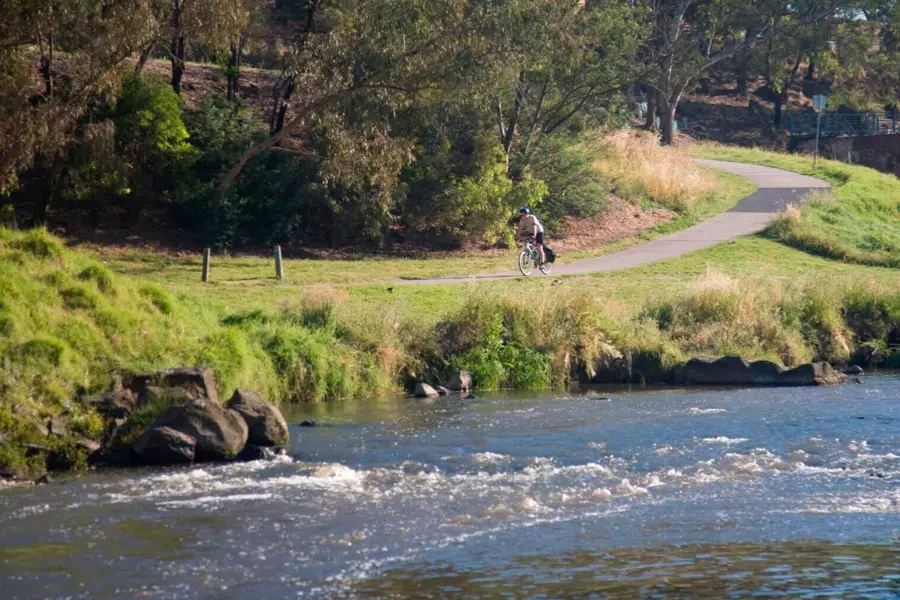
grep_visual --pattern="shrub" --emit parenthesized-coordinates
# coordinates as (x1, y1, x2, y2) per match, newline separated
(112, 73, 197, 172)
(519, 134, 609, 229)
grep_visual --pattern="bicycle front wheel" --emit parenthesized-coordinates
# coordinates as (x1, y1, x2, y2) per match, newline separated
(518, 251, 533, 276)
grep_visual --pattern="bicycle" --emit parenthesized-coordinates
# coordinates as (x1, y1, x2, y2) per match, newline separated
(518, 237, 552, 276)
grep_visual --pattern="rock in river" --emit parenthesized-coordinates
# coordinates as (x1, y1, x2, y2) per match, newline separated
(225, 390, 289, 447)
(445, 371, 472, 393)
(415, 383, 440, 398)
(133, 398, 248, 465)
(676, 355, 847, 387)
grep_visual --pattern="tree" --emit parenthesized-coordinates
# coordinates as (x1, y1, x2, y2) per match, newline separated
(640, 0, 847, 144)
(216, 0, 579, 202)
(0, 0, 154, 220)
(492, 0, 645, 168)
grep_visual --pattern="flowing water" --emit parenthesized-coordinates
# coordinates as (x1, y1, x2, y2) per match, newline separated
(2, 378, 900, 598)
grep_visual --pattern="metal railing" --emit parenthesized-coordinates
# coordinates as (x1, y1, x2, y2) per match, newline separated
(788, 111, 900, 138)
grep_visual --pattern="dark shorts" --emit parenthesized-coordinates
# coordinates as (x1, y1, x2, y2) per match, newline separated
(535, 232, 544, 245)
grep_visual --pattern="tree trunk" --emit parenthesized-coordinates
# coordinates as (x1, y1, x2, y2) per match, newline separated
(39, 33, 54, 98)
(135, 41, 155, 75)
(502, 73, 526, 157)
(660, 104, 676, 145)
(806, 58, 815, 81)
(170, 0, 185, 95)
(171, 35, 185, 94)
(773, 97, 783, 128)
(735, 28, 752, 96)
(226, 40, 241, 102)
(270, 77, 294, 135)
(32, 155, 66, 225)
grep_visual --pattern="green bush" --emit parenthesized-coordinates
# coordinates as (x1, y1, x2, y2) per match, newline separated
(519, 134, 609, 229)
(113, 73, 197, 172)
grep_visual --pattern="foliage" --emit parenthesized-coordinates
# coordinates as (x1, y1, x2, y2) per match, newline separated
(112, 73, 198, 173)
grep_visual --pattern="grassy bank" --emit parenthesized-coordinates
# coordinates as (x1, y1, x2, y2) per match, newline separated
(4, 226, 900, 477)
(690, 145, 900, 268)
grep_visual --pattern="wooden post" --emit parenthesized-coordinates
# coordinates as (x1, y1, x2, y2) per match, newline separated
(202, 248, 210, 282)
(274, 245, 283, 280)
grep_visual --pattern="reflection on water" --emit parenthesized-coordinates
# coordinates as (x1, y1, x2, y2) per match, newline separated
(357, 542, 900, 598)
(1, 378, 899, 598)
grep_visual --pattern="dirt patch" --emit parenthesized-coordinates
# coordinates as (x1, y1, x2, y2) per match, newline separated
(552, 195, 675, 253)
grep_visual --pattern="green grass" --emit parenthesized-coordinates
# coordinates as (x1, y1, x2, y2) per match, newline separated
(83, 166, 754, 288)
(5, 143, 900, 477)
(691, 145, 900, 268)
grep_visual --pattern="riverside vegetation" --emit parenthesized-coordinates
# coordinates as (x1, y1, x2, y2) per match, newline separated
(3, 149, 900, 477)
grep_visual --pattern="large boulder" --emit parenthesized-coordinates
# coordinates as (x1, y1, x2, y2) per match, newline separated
(125, 367, 219, 405)
(779, 362, 847, 386)
(444, 371, 472, 393)
(676, 355, 847, 387)
(133, 399, 248, 464)
(133, 426, 196, 465)
(225, 390, 289, 447)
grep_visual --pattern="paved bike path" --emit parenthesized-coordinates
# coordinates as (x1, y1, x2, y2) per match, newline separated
(398, 160, 829, 285)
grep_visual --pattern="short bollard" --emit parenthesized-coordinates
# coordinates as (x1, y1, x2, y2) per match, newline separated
(202, 248, 210, 282)
(274, 245, 284, 281)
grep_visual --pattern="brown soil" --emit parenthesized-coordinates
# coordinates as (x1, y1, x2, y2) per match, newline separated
(552, 195, 675, 252)
(142, 60, 284, 121)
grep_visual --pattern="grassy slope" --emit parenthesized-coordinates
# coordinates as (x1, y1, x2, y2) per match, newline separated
(691, 145, 900, 268)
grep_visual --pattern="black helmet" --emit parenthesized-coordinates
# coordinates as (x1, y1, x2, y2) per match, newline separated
(519, 207, 531, 214)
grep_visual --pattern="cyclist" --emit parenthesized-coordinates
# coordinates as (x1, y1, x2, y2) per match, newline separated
(517, 207, 546, 265)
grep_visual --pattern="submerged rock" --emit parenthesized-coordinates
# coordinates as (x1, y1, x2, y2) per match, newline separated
(445, 371, 472, 393)
(844, 365, 864, 376)
(133, 399, 248, 465)
(676, 355, 847, 387)
(414, 383, 440, 398)
(779, 362, 847, 386)
(299, 420, 317, 427)
(436, 386, 451, 396)
(225, 390, 289, 447)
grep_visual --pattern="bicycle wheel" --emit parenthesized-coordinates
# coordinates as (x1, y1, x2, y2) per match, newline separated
(518, 251, 533, 276)
(540, 259, 553, 275)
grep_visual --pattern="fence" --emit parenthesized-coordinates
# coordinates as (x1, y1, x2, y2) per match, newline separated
(788, 111, 900, 138)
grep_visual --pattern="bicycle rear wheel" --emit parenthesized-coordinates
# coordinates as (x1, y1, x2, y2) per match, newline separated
(539, 260, 553, 275)
(518, 251, 533, 276)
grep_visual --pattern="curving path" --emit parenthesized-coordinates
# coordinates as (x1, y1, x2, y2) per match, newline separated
(400, 160, 829, 285)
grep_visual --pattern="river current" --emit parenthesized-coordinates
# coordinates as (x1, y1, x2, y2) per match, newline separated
(2, 378, 899, 598)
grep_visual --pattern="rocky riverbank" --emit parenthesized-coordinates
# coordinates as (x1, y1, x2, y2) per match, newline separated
(1, 367, 290, 484)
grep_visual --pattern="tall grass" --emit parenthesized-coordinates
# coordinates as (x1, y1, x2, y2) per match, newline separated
(593, 131, 717, 213)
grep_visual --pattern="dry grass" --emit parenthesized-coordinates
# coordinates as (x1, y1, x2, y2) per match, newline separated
(594, 130, 718, 213)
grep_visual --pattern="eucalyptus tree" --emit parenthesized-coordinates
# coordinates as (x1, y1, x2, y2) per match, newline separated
(640, 0, 850, 144)
(0, 0, 155, 219)
(215, 0, 596, 201)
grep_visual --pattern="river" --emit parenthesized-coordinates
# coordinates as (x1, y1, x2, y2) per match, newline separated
(2, 378, 899, 598)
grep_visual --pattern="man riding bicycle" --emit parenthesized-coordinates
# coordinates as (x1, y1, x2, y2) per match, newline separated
(517, 207, 546, 264)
